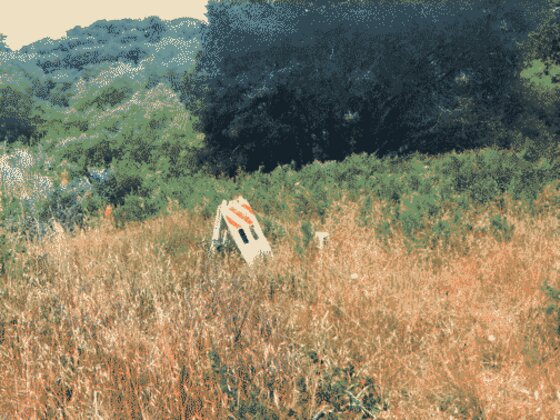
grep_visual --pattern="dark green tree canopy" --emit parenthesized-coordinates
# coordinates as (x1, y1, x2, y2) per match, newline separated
(0, 33, 9, 51)
(188, 0, 549, 173)
(19, 17, 201, 74)
(527, 2, 560, 67)
(0, 86, 38, 143)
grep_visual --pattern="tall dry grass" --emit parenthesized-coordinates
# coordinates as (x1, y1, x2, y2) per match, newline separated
(0, 202, 559, 418)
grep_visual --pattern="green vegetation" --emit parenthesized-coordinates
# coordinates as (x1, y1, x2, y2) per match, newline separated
(2, 145, 558, 250)
(522, 60, 560, 91)
(187, 0, 554, 172)
(0, 5, 557, 274)
(0, 4, 557, 243)
(0, 4, 559, 416)
(0, 86, 41, 143)
(0, 34, 8, 52)
(544, 282, 560, 335)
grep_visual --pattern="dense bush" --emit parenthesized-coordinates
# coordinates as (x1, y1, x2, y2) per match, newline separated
(20, 17, 201, 75)
(79, 148, 560, 243)
(0, 5, 557, 240)
(29, 82, 203, 223)
(188, 0, 549, 172)
(0, 86, 41, 143)
(205, 349, 387, 418)
(526, 1, 560, 68)
(1, 17, 201, 113)
(0, 34, 9, 52)
(544, 282, 560, 336)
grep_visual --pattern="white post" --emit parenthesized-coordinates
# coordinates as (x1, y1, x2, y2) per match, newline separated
(210, 200, 227, 251)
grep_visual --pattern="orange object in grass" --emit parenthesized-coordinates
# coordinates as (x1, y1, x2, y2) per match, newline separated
(104, 205, 112, 219)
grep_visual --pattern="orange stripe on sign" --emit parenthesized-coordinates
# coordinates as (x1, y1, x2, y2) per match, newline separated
(229, 208, 253, 225)
(225, 216, 241, 229)
(241, 204, 254, 214)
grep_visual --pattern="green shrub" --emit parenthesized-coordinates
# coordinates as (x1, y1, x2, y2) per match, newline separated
(113, 194, 165, 224)
(543, 282, 560, 335)
(310, 357, 387, 418)
(489, 214, 515, 242)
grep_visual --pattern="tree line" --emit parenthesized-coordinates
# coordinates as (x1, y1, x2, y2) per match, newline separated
(185, 0, 559, 173)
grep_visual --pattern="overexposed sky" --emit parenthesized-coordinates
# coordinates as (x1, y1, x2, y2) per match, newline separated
(1, 0, 208, 50)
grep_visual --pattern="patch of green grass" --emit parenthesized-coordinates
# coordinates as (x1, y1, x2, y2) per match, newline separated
(521, 60, 560, 92)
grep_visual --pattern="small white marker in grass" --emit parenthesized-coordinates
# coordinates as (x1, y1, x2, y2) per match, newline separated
(314, 231, 329, 250)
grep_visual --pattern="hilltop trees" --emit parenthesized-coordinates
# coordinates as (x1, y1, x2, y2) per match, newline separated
(527, 1, 560, 67)
(20, 17, 201, 75)
(187, 0, 549, 172)
(521, 2, 560, 148)
(0, 34, 9, 51)
(0, 86, 40, 144)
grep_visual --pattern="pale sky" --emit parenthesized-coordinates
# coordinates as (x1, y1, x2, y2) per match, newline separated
(1, 0, 208, 50)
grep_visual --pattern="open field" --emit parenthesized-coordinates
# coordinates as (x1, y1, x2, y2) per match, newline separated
(1, 200, 559, 418)
(1, 2, 560, 417)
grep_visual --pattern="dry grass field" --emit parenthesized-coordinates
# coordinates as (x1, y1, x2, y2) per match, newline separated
(0, 200, 559, 418)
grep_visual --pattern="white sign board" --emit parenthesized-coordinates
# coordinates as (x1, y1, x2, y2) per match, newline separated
(211, 196, 272, 265)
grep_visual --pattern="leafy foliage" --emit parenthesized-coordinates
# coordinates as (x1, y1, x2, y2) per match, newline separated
(205, 349, 387, 418)
(20, 17, 201, 75)
(52, 147, 560, 242)
(543, 282, 560, 336)
(0, 17, 201, 111)
(526, 1, 560, 68)
(188, 0, 550, 172)
(0, 86, 41, 143)
(0, 34, 9, 52)
(0, 3, 557, 239)
(28, 81, 201, 225)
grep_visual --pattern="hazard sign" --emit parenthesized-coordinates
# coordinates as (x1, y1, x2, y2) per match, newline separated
(211, 196, 272, 265)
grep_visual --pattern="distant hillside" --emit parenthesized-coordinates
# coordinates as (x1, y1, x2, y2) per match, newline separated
(0, 16, 204, 210)
(0, 16, 202, 98)
(19, 17, 201, 74)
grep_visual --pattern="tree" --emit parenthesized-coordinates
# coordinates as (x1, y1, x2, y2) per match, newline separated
(526, 0, 560, 67)
(0, 87, 37, 143)
(0, 33, 9, 51)
(521, 1, 560, 147)
(188, 0, 549, 173)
